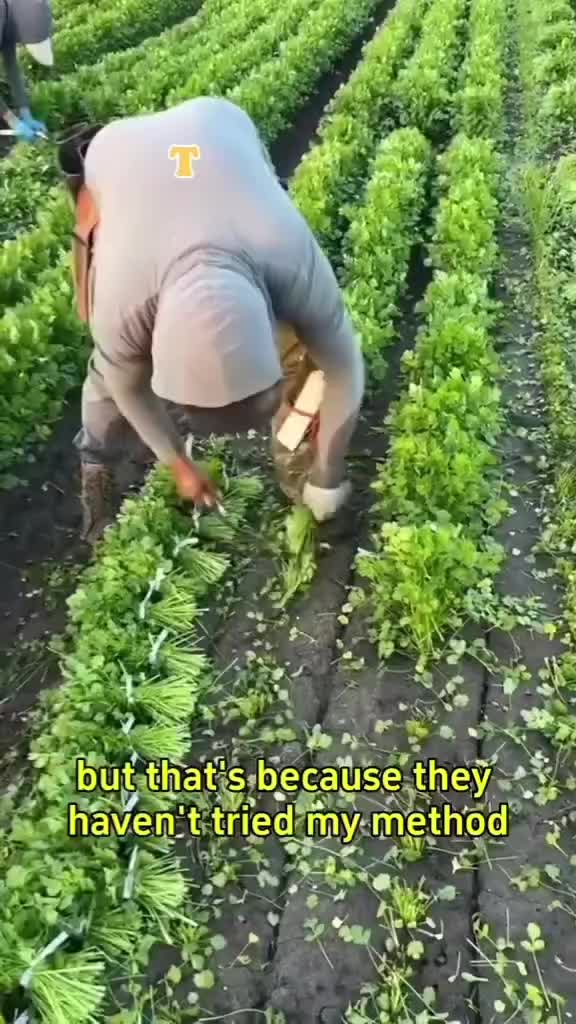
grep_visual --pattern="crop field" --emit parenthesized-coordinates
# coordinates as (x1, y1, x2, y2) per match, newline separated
(3, 0, 576, 1020)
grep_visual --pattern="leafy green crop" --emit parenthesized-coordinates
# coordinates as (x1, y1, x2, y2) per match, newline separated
(375, 370, 505, 528)
(518, 0, 576, 152)
(36, 0, 203, 75)
(343, 127, 432, 378)
(290, 0, 429, 261)
(358, 123, 505, 656)
(0, 465, 264, 1023)
(431, 135, 502, 275)
(403, 271, 501, 380)
(393, 0, 468, 135)
(278, 505, 317, 606)
(358, 522, 503, 658)
(0, 193, 72, 310)
(457, 0, 508, 138)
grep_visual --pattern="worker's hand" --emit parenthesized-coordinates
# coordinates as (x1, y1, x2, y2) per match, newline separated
(23, 114, 48, 138)
(302, 480, 352, 523)
(170, 456, 221, 510)
(14, 118, 38, 143)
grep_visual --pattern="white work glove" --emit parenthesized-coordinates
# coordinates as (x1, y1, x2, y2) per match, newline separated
(302, 480, 352, 523)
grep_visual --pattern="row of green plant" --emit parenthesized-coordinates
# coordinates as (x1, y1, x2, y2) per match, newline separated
(0, 193, 72, 309)
(517, 0, 576, 153)
(290, 0, 430, 263)
(358, 132, 506, 660)
(48, 0, 237, 101)
(0, 0, 381, 483)
(0, 461, 268, 1024)
(227, 0, 380, 144)
(50, 0, 115, 21)
(276, 133, 433, 601)
(516, 0, 576, 764)
(523, 159, 576, 472)
(80, 0, 312, 120)
(392, 0, 468, 136)
(456, 0, 509, 137)
(51, 0, 131, 25)
(342, 127, 432, 380)
(520, 156, 576, 771)
(26, 0, 202, 76)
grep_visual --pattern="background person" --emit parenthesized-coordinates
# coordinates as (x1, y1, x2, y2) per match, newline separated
(0, 0, 53, 142)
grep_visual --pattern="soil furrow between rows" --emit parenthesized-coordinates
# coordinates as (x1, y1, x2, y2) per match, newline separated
(476, 195, 576, 1020)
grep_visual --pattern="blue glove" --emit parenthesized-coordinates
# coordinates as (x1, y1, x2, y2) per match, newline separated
(14, 118, 37, 142)
(17, 114, 48, 141)
(24, 115, 48, 136)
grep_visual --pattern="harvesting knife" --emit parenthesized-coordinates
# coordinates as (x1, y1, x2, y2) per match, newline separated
(0, 126, 49, 139)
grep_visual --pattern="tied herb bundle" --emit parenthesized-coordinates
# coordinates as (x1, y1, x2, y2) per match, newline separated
(278, 505, 318, 607)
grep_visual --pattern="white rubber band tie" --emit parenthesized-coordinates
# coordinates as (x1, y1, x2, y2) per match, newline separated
(20, 930, 70, 989)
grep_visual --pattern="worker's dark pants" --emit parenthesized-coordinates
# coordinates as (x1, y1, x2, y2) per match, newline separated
(76, 323, 318, 501)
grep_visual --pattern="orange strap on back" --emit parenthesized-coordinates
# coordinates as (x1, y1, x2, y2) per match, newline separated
(73, 185, 100, 324)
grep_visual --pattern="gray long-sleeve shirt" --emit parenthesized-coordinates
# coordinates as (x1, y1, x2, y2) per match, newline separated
(83, 97, 364, 479)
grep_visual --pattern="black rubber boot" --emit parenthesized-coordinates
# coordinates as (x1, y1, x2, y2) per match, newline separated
(80, 462, 115, 545)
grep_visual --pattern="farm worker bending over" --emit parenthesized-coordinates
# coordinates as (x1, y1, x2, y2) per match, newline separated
(0, 0, 53, 141)
(58, 98, 365, 545)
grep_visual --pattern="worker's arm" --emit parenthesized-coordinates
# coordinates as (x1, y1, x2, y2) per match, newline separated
(90, 342, 185, 463)
(0, 37, 46, 140)
(84, 344, 182, 464)
(268, 228, 365, 491)
(85, 332, 219, 504)
(1, 37, 29, 114)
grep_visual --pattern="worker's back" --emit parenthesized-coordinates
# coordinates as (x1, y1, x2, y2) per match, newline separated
(86, 97, 297, 307)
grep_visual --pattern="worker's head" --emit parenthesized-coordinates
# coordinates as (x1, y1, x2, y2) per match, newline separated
(10, 0, 54, 65)
(151, 267, 284, 434)
(166, 380, 285, 438)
